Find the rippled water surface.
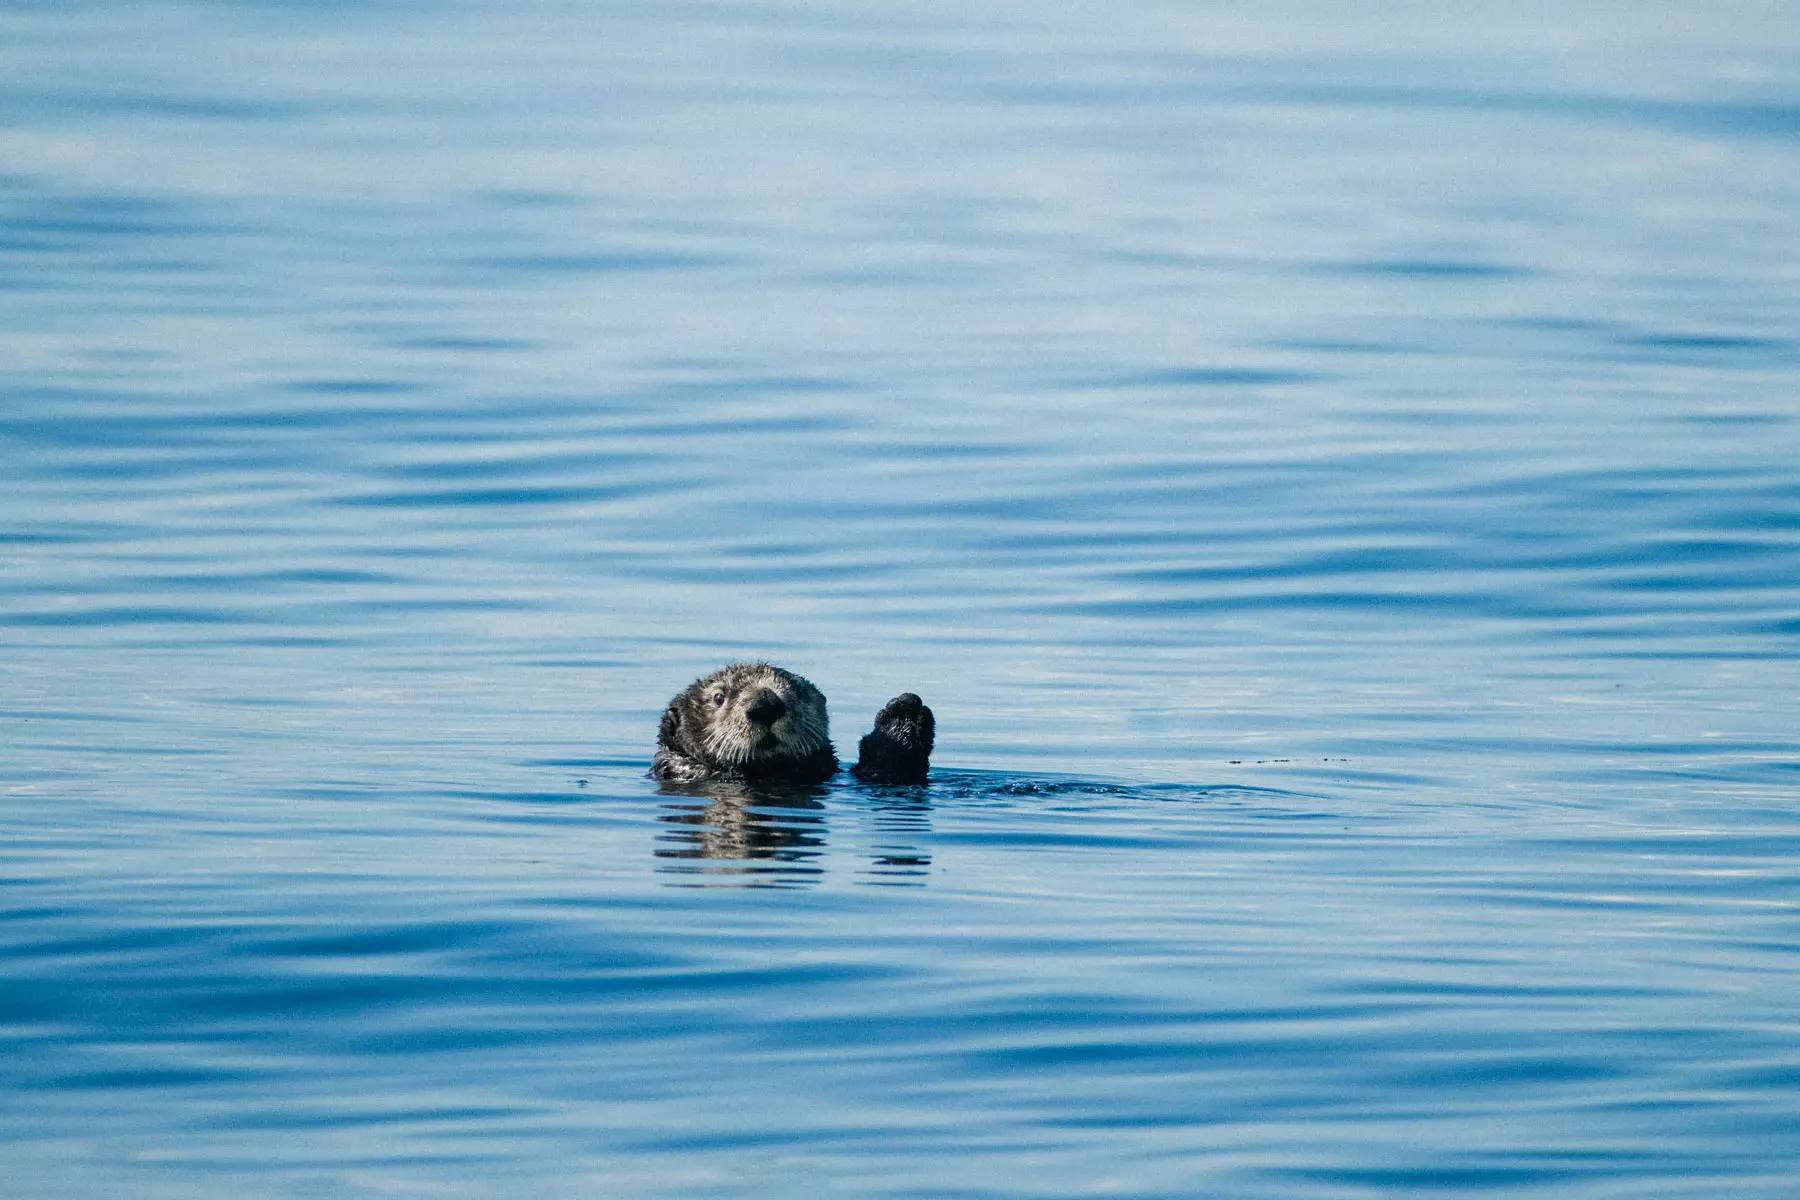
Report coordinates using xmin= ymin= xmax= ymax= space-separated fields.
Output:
xmin=4 ymin=2 xmax=1799 ymax=1196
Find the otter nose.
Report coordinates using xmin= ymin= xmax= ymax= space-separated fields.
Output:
xmin=745 ymin=692 xmax=787 ymax=726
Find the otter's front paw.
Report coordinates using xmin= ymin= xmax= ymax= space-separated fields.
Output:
xmin=851 ymin=693 xmax=935 ymax=784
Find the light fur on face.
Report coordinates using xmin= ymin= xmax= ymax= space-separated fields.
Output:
xmin=650 ymin=662 xmax=837 ymax=785
xmin=652 ymin=663 xmax=931 ymax=786
xmin=694 ymin=663 xmax=830 ymax=765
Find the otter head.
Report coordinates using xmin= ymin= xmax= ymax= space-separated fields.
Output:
xmin=654 ymin=662 xmax=835 ymax=782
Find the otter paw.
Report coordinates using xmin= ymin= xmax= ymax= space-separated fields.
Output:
xmin=851 ymin=693 xmax=935 ymax=784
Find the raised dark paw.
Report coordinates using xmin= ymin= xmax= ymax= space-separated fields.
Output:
xmin=851 ymin=693 xmax=935 ymax=784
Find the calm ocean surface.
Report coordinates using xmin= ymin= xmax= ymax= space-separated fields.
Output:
xmin=4 ymin=2 xmax=1799 ymax=1196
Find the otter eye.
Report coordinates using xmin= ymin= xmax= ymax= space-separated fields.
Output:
xmin=711 ymin=691 xmax=726 ymax=707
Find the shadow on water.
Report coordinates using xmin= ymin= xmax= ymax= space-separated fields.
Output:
xmin=648 ymin=770 xmax=1334 ymax=889
xmin=653 ymin=777 xmax=934 ymax=888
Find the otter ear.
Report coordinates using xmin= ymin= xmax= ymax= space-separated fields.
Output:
xmin=658 ymin=702 xmax=681 ymax=746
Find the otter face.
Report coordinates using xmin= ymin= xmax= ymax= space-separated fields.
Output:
xmin=653 ymin=662 xmax=835 ymax=782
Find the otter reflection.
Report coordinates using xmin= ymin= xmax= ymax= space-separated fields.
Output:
xmin=653 ymin=778 xmax=932 ymax=888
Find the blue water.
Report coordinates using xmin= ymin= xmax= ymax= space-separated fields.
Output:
xmin=4 ymin=2 xmax=1799 ymax=1196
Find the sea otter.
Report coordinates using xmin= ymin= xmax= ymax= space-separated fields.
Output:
xmin=651 ymin=662 xmax=934 ymax=785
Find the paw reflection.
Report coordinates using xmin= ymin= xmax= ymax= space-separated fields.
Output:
xmin=653 ymin=779 xmax=932 ymax=888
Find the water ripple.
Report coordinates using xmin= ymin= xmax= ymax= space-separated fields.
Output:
xmin=3 ymin=1 xmax=1799 ymax=1196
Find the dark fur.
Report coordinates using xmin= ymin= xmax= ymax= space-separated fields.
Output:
xmin=651 ymin=663 xmax=933 ymax=785
xmin=849 ymin=693 xmax=935 ymax=784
